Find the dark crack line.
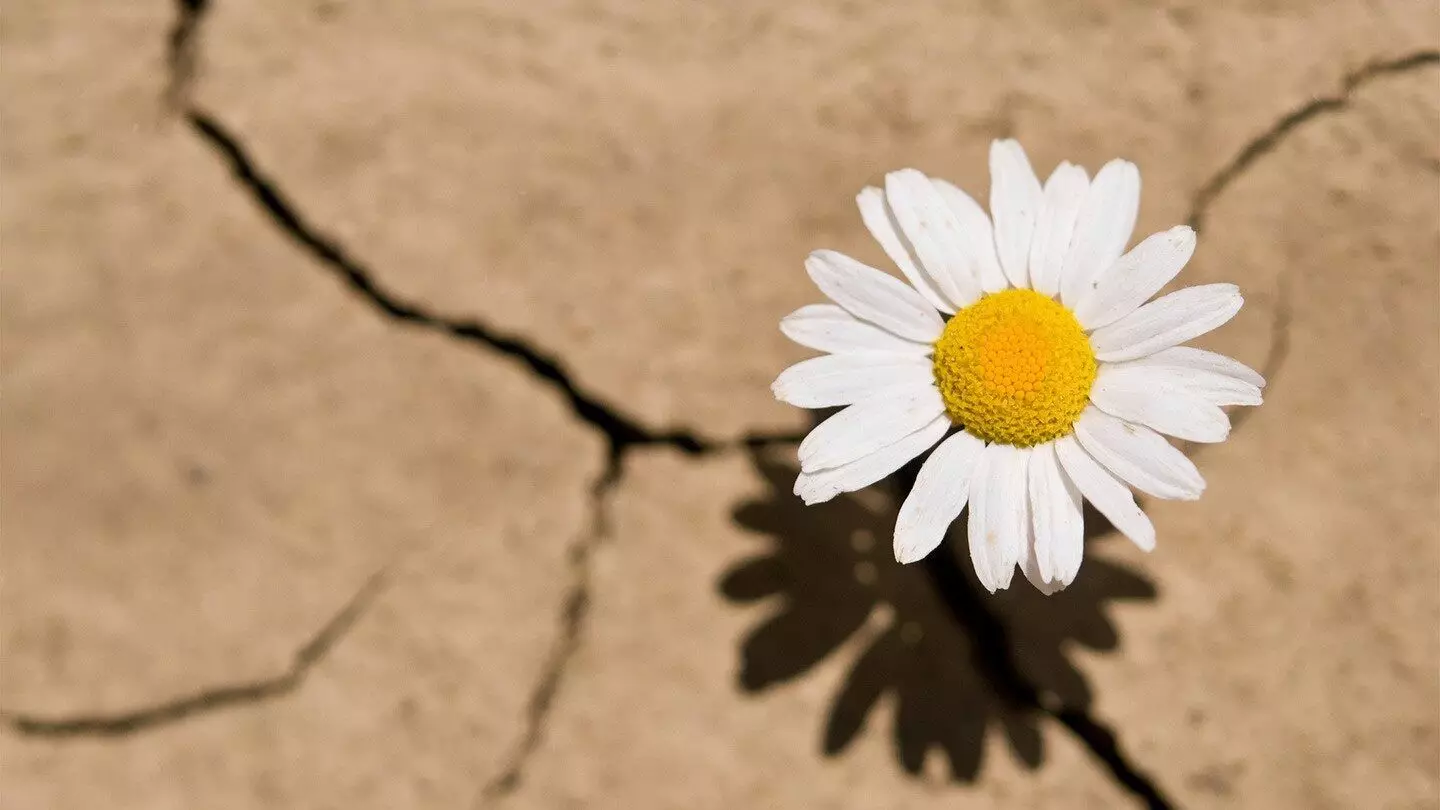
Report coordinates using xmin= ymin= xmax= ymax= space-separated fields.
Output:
xmin=1186 ymin=49 xmax=1440 ymax=233
xmin=1183 ymin=50 xmax=1440 ymax=444
xmin=476 ymin=457 xmax=623 ymax=805
xmin=186 ymin=109 xmax=803 ymax=464
xmin=97 ymin=0 xmax=798 ymax=767
xmin=165 ymin=0 xmax=208 ymax=107
xmin=917 ymin=546 xmax=1173 ymax=809
xmin=901 ymin=54 xmax=1440 ymax=804
xmin=0 ymin=567 xmax=390 ymax=738
xmin=140 ymin=0 xmax=1418 ymax=799
xmin=184 ymin=104 xmax=803 ymax=786
xmin=907 ymin=55 xmax=1440 ymax=805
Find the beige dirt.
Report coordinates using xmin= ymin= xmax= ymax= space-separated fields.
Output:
xmin=2 ymin=1 xmax=1437 ymax=808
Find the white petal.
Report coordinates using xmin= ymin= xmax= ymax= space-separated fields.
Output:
xmin=1107 ymin=356 xmax=1263 ymax=408
xmin=857 ymin=187 xmax=956 ymax=314
xmin=989 ymin=140 xmax=1044 ymax=289
xmin=1089 ymin=364 xmax=1231 ymax=443
xmin=1054 ymin=436 xmax=1156 ymax=552
xmin=1027 ymin=162 xmax=1090 ymax=297
xmin=1028 ymin=441 xmax=1084 ymax=587
xmin=1017 ymin=447 xmax=1063 ymax=596
xmin=883 ymin=170 xmax=984 ymax=308
xmin=1074 ymin=226 xmax=1197 ymax=330
xmin=1165 ymin=373 xmax=1261 ymax=408
xmin=795 ymin=415 xmax=950 ymax=506
xmin=1125 ymin=346 xmax=1266 ymax=389
xmin=966 ymin=443 xmax=1028 ymax=592
xmin=893 ymin=430 xmax=986 ymax=563
xmin=1019 ymin=531 xmax=1064 ymax=595
xmin=1073 ymin=406 xmax=1205 ymax=500
xmin=1060 ymin=159 xmax=1140 ymax=308
xmin=779 ymin=304 xmax=933 ymax=356
xmin=1089 ymin=284 xmax=1243 ymax=363
xmin=933 ymin=179 xmax=1008 ymax=294
xmin=805 ymin=250 xmax=945 ymax=343
xmin=798 ymin=387 xmax=946 ymax=472
xmin=772 ymin=353 xmax=935 ymax=408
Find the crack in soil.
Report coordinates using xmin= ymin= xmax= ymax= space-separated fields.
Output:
xmin=165 ymin=0 xmax=209 ymax=107
xmin=916 ymin=520 xmax=1174 ymax=809
xmin=475 ymin=458 xmax=623 ymax=805
xmin=178 ymin=105 xmax=798 ymax=789
xmin=0 ymin=567 xmax=389 ymax=737
xmin=186 ymin=109 xmax=802 ymax=465
xmin=1183 ymin=49 xmax=1439 ymax=445
xmin=1186 ymin=50 xmax=1440 ymax=234
xmin=7 ymin=3 xmax=1434 ymax=806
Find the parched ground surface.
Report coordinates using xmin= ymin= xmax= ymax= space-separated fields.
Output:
xmin=1 ymin=2 xmax=1437 ymax=808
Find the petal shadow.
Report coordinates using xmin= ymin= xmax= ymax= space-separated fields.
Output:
xmin=720 ymin=444 xmax=1159 ymax=782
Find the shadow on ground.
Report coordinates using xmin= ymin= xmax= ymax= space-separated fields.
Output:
xmin=720 ymin=445 xmax=1157 ymax=781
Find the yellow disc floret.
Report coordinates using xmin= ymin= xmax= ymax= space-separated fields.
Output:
xmin=933 ymin=289 xmax=1096 ymax=447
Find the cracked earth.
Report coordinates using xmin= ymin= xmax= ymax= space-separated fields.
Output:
xmin=2 ymin=2 xmax=1437 ymax=808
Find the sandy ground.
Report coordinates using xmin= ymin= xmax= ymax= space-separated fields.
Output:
xmin=2 ymin=1 xmax=1438 ymax=808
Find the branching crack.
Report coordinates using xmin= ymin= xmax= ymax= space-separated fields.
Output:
xmin=1186 ymin=50 xmax=1440 ymax=233
xmin=1184 ymin=48 xmax=1438 ymax=441
xmin=186 ymin=109 xmax=802 ymax=465
xmin=0 ymin=568 xmax=389 ymax=737
xmin=476 ymin=458 xmax=623 ymax=805
xmin=177 ymin=111 xmax=796 ymax=781
xmin=13 ymin=0 xmax=1425 ymax=802
xmin=178 ymin=105 xmax=798 ymax=784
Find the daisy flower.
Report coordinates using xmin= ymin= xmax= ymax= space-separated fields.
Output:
xmin=773 ymin=140 xmax=1264 ymax=594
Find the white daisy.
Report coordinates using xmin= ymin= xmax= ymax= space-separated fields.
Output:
xmin=773 ymin=140 xmax=1264 ymax=594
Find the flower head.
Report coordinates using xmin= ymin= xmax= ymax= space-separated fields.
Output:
xmin=774 ymin=140 xmax=1264 ymax=593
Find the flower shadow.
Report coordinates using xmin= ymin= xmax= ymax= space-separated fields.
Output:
xmin=720 ymin=445 xmax=1158 ymax=781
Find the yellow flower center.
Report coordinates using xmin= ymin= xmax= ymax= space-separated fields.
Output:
xmin=932 ymin=289 xmax=1096 ymax=447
